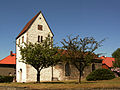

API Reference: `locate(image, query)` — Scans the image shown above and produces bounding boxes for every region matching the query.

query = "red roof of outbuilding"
[0,53,16,65]
[101,56,115,68]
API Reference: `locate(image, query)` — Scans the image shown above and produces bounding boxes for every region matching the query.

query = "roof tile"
[16,11,41,39]
[0,53,16,65]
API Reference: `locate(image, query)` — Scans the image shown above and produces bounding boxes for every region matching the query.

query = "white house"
[16,11,102,82]
[16,11,62,82]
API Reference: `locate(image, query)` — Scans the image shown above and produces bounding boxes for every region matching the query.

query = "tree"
[112,48,120,68]
[61,35,104,83]
[86,68,115,81]
[19,37,60,83]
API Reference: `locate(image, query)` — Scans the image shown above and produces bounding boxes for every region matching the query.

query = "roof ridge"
[0,54,16,65]
[16,11,41,39]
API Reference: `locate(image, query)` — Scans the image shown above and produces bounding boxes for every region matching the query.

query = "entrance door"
[19,69,22,82]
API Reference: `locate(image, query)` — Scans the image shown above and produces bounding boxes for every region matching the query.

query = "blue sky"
[0,0,120,59]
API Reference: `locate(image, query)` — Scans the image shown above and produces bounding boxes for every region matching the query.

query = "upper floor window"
[51,37,53,47]
[38,25,43,30]
[22,36,24,43]
[41,36,43,42]
[19,39,20,45]
[65,62,71,76]
[38,35,40,42]
[38,35,43,43]
[92,63,95,72]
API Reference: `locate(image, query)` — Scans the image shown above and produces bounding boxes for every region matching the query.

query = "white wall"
[26,13,54,82]
[16,12,55,82]
[16,33,27,82]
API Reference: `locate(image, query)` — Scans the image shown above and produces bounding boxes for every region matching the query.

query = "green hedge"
[0,76,14,83]
[86,68,115,81]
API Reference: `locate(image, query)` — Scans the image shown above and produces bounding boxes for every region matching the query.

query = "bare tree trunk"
[79,71,81,84]
[51,66,53,81]
[79,61,82,84]
[37,70,40,83]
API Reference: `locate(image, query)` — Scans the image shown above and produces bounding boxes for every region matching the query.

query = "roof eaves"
[16,11,41,39]
[41,12,54,36]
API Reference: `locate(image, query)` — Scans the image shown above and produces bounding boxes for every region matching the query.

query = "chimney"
[10,51,13,56]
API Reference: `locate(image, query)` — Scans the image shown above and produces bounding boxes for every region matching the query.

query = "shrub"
[86,68,115,81]
[0,76,14,83]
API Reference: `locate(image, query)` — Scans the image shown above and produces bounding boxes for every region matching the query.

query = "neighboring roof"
[16,11,54,39]
[0,53,16,65]
[101,56,115,68]
[59,49,102,63]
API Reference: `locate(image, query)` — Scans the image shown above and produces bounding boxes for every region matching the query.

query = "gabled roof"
[16,11,54,39]
[0,53,16,65]
[59,49,102,63]
[101,56,115,68]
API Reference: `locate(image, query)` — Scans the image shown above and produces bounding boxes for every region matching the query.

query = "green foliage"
[113,58,120,68]
[19,37,61,82]
[0,76,14,83]
[61,35,104,83]
[112,48,120,68]
[112,48,120,58]
[86,68,115,81]
[20,42,60,70]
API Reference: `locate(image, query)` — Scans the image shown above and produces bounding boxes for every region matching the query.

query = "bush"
[0,76,14,83]
[86,68,115,81]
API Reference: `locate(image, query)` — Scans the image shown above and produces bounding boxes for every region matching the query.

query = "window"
[22,36,24,43]
[38,25,43,30]
[92,63,95,72]
[19,39,20,45]
[38,35,40,42]
[41,36,43,42]
[51,37,53,47]
[65,62,71,76]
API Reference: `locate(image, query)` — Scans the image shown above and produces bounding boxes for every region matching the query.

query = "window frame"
[38,25,43,30]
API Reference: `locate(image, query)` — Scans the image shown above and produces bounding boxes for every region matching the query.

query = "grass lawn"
[0,78,120,89]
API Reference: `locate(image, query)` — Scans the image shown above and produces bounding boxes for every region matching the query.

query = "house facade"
[0,51,16,76]
[16,11,102,82]
[16,11,54,82]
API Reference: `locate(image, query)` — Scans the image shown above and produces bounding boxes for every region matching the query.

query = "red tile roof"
[0,53,16,65]
[101,56,115,68]
[16,11,41,39]
[16,11,54,39]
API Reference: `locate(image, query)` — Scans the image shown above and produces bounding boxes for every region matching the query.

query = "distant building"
[16,11,102,82]
[0,51,16,76]
[100,56,115,69]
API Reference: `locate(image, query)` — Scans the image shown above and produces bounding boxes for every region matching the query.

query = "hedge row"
[0,76,14,83]
[86,68,115,81]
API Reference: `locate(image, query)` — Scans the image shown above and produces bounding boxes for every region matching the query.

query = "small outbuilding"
[100,56,115,69]
[0,51,16,76]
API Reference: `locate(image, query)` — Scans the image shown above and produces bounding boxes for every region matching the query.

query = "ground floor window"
[92,63,95,71]
[65,62,71,76]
